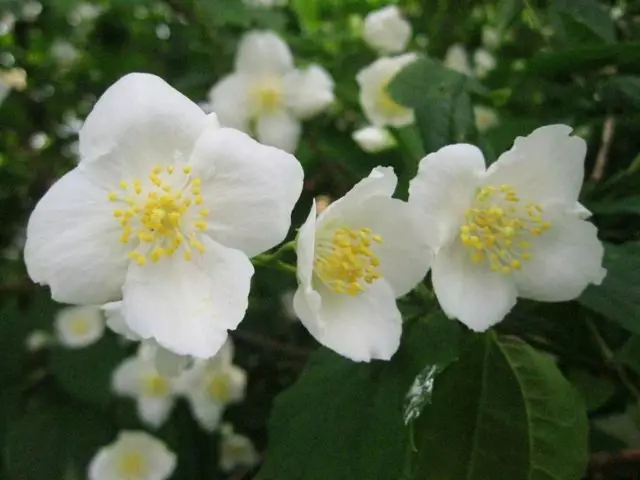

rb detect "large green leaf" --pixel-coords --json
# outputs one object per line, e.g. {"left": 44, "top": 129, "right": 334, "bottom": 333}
{"left": 553, "top": 0, "right": 616, "bottom": 44}
{"left": 414, "top": 333, "right": 588, "bottom": 480}
{"left": 256, "top": 317, "right": 461, "bottom": 480}
{"left": 579, "top": 242, "right": 640, "bottom": 334}
{"left": 599, "top": 76, "right": 640, "bottom": 111}
{"left": 528, "top": 43, "right": 640, "bottom": 76}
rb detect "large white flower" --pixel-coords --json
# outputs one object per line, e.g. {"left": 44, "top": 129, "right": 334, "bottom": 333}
{"left": 176, "top": 339, "right": 247, "bottom": 431}
{"left": 356, "top": 54, "right": 417, "bottom": 128}
{"left": 55, "top": 305, "right": 105, "bottom": 348}
{"left": 219, "top": 424, "right": 259, "bottom": 472}
{"left": 363, "top": 6, "right": 412, "bottom": 55}
{"left": 112, "top": 344, "right": 179, "bottom": 428}
{"left": 209, "top": 31, "right": 334, "bottom": 153}
{"left": 409, "top": 125, "right": 607, "bottom": 331}
{"left": 293, "top": 167, "right": 433, "bottom": 362}
{"left": 24, "top": 73, "right": 304, "bottom": 359}
{"left": 88, "top": 431, "right": 176, "bottom": 480}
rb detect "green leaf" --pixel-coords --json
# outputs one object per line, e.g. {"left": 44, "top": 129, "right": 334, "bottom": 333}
{"left": 554, "top": 0, "right": 616, "bottom": 44}
{"left": 292, "top": 0, "right": 320, "bottom": 32}
{"left": 414, "top": 333, "right": 588, "bottom": 480}
{"left": 565, "top": 368, "right": 615, "bottom": 412}
{"left": 528, "top": 43, "right": 640, "bottom": 76}
{"left": 616, "top": 335, "right": 640, "bottom": 374}
{"left": 589, "top": 195, "right": 640, "bottom": 215}
{"left": 599, "top": 76, "right": 640, "bottom": 111}
{"left": 579, "top": 242, "right": 640, "bottom": 334}
{"left": 497, "top": 0, "right": 524, "bottom": 32}
{"left": 256, "top": 317, "right": 461, "bottom": 480}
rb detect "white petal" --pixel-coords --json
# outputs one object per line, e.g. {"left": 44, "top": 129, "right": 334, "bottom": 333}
{"left": 188, "top": 397, "right": 224, "bottom": 432}
{"left": 24, "top": 169, "right": 128, "bottom": 304}
{"left": 444, "top": 44, "right": 472, "bottom": 75}
{"left": 122, "top": 237, "right": 254, "bottom": 358}
{"left": 138, "top": 397, "right": 174, "bottom": 428}
{"left": 220, "top": 433, "right": 259, "bottom": 472}
{"left": 432, "top": 242, "right": 518, "bottom": 331}
{"left": 363, "top": 5, "right": 412, "bottom": 54}
{"left": 154, "top": 346, "right": 191, "bottom": 377}
{"left": 357, "top": 54, "right": 417, "bottom": 127}
{"left": 337, "top": 196, "right": 433, "bottom": 297}
{"left": 352, "top": 125, "right": 395, "bottom": 153}
{"left": 79, "top": 73, "right": 207, "bottom": 178}
{"left": 296, "top": 281, "right": 402, "bottom": 362}
{"left": 409, "top": 144, "right": 486, "bottom": 247}
{"left": 102, "top": 301, "right": 141, "bottom": 340}
{"left": 283, "top": 65, "right": 334, "bottom": 119}
{"left": 112, "top": 357, "right": 144, "bottom": 395}
{"left": 54, "top": 305, "right": 105, "bottom": 348}
{"left": 514, "top": 215, "right": 606, "bottom": 302}
{"left": 295, "top": 201, "right": 318, "bottom": 290}
{"left": 235, "top": 30, "right": 293, "bottom": 75}
{"left": 190, "top": 127, "right": 304, "bottom": 257}
{"left": 255, "top": 110, "right": 301, "bottom": 152}
{"left": 485, "top": 124, "right": 587, "bottom": 207}
{"left": 208, "top": 73, "right": 252, "bottom": 132}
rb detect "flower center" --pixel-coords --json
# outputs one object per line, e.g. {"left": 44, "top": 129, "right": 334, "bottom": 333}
{"left": 459, "top": 184, "right": 552, "bottom": 274}
{"left": 108, "top": 164, "right": 209, "bottom": 266}
{"left": 250, "top": 77, "right": 282, "bottom": 115}
{"left": 118, "top": 451, "right": 147, "bottom": 479}
{"left": 70, "top": 317, "right": 90, "bottom": 336}
{"left": 143, "top": 373, "right": 170, "bottom": 397}
{"left": 207, "top": 373, "right": 232, "bottom": 402}
{"left": 314, "top": 227, "right": 383, "bottom": 295}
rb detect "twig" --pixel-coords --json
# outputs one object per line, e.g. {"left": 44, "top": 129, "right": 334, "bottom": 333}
{"left": 591, "top": 115, "right": 616, "bottom": 182}
{"left": 230, "top": 330, "right": 311, "bottom": 358}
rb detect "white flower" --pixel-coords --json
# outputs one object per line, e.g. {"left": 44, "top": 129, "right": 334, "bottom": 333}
{"left": 209, "top": 31, "right": 334, "bottom": 153}
{"left": 112, "top": 344, "right": 179, "bottom": 428}
{"left": 88, "top": 431, "right": 176, "bottom": 480}
{"left": 243, "top": 0, "right": 287, "bottom": 7}
{"left": 444, "top": 44, "right": 472, "bottom": 76}
{"left": 24, "top": 73, "right": 304, "bottom": 360}
{"left": 474, "top": 105, "right": 499, "bottom": 132}
{"left": 352, "top": 125, "right": 395, "bottom": 153}
{"left": 25, "top": 330, "right": 52, "bottom": 352}
{"left": 68, "top": 2, "right": 104, "bottom": 26}
{"left": 219, "top": 424, "right": 259, "bottom": 472}
{"left": 473, "top": 48, "right": 496, "bottom": 78}
{"left": 357, "top": 54, "right": 417, "bottom": 128}
{"left": 409, "top": 125, "right": 607, "bottom": 331}
{"left": 176, "top": 339, "right": 247, "bottom": 431}
{"left": 0, "top": 68, "right": 27, "bottom": 106}
{"left": 55, "top": 305, "right": 105, "bottom": 348}
{"left": 50, "top": 40, "right": 79, "bottom": 67}
{"left": 482, "top": 27, "right": 500, "bottom": 50}
{"left": 293, "top": 167, "right": 433, "bottom": 362}
{"left": 363, "top": 6, "right": 412, "bottom": 55}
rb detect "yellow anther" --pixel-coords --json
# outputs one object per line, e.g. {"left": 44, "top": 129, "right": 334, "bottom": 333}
{"left": 119, "top": 180, "right": 128, "bottom": 190}
{"left": 108, "top": 191, "right": 118, "bottom": 201}
{"left": 113, "top": 210, "right": 123, "bottom": 218}
{"left": 184, "top": 251, "right": 192, "bottom": 261}
{"left": 511, "top": 259, "right": 521, "bottom": 269}
{"left": 183, "top": 165, "right": 192, "bottom": 174}
{"left": 199, "top": 209, "right": 209, "bottom": 217}
{"left": 153, "top": 165, "right": 163, "bottom": 174}
{"left": 195, "top": 220, "right": 207, "bottom": 231}
{"left": 195, "top": 196, "right": 204, "bottom": 205}
{"left": 167, "top": 166, "right": 174, "bottom": 174}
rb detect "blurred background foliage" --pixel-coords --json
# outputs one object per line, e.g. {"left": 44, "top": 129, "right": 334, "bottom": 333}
{"left": 0, "top": 0, "right": 639, "bottom": 479}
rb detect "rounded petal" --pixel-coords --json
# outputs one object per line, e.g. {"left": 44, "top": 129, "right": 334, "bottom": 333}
{"left": 138, "top": 397, "right": 174, "bottom": 428}
{"left": 122, "top": 238, "right": 254, "bottom": 358}
{"left": 295, "top": 201, "right": 318, "bottom": 289}
{"left": 24, "top": 169, "right": 128, "bottom": 304}
{"left": 103, "top": 301, "right": 141, "bottom": 341}
{"left": 79, "top": 73, "right": 207, "bottom": 180}
{"left": 338, "top": 196, "right": 433, "bottom": 297}
{"left": 188, "top": 397, "right": 224, "bottom": 432}
{"left": 432, "top": 242, "right": 518, "bottom": 331}
{"left": 409, "top": 144, "right": 486, "bottom": 247}
{"left": 190, "top": 127, "right": 304, "bottom": 256}
{"left": 485, "top": 124, "right": 587, "bottom": 207}
{"left": 112, "top": 357, "right": 143, "bottom": 395}
{"left": 235, "top": 31, "right": 293, "bottom": 75}
{"left": 154, "top": 346, "right": 191, "bottom": 377}
{"left": 208, "top": 73, "right": 252, "bottom": 132}
{"left": 255, "top": 110, "right": 301, "bottom": 152}
{"left": 283, "top": 65, "right": 335, "bottom": 119}
{"left": 54, "top": 305, "right": 105, "bottom": 348}
{"left": 295, "top": 281, "right": 402, "bottom": 362}
{"left": 514, "top": 216, "right": 606, "bottom": 302}
{"left": 363, "top": 6, "right": 412, "bottom": 54}
{"left": 352, "top": 125, "right": 395, "bottom": 153}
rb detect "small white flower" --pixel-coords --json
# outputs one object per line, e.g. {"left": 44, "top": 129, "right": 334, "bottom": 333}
{"left": 24, "top": 73, "right": 304, "bottom": 360}
{"left": 219, "top": 424, "right": 259, "bottom": 472}
{"left": 356, "top": 54, "right": 417, "bottom": 128}
{"left": 88, "top": 430, "right": 176, "bottom": 480}
{"left": 57, "top": 111, "right": 84, "bottom": 138}
{"left": 0, "top": 68, "right": 26, "bottom": 105}
{"left": 243, "top": 0, "right": 287, "bottom": 7}
{"left": 113, "top": 344, "right": 178, "bottom": 428}
{"left": 444, "top": 44, "right": 472, "bottom": 76}
{"left": 293, "top": 167, "right": 433, "bottom": 362}
{"left": 409, "top": 125, "right": 607, "bottom": 331}
{"left": 68, "top": 3, "right": 104, "bottom": 26}
{"left": 55, "top": 305, "right": 105, "bottom": 348}
{"left": 0, "top": 13, "right": 16, "bottom": 36}
{"left": 352, "top": 125, "right": 395, "bottom": 152}
{"left": 482, "top": 27, "right": 500, "bottom": 50}
{"left": 50, "top": 40, "right": 79, "bottom": 67}
{"left": 363, "top": 6, "right": 412, "bottom": 55}
{"left": 25, "top": 330, "right": 52, "bottom": 352}
{"left": 474, "top": 105, "right": 499, "bottom": 132}
{"left": 21, "top": 1, "right": 43, "bottom": 22}
{"left": 473, "top": 48, "right": 496, "bottom": 78}
{"left": 209, "top": 31, "right": 334, "bottom": 152}
{"left": 29, "top": 132, "right": 49, "bottom": 150}
{"left": 176, "top": 340, "right": 247, "bottom": 431}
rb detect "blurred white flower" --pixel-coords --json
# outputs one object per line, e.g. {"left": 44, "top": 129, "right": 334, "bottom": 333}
{"left": 356, "top": 53, "right": 417, "bottom": 128}
{"left": 219, "top": 423, "right": 259, "bottom": 472}
{"left": 0, "top": 68, "right": 27, "bottom": 105}
{"left": 352, "top": 125, "right": 395, "bottom": 153}
{"left": 409, "top": 125, "right": 607, "bottom": 331}
{"left": 473, "top": 48, "right": 497, "bottom": 78}
{"left": 50, "top": 40, "right": 79, "bottom": 67}
{"left": 243, "top": 0, "right": 287, "bottom": 7}
{"left": 280, "top": 289, "right": 298, "bottom": 321}
{"left": 55, "top": 305, "right": 105, "bottom": 348}
{"left": 57, "top": 111, "right": 84, "bottom": 138}
{"left": 88, "top": 431, "right": 176, "bottom": 480}
{"left": 482, "top": 27, "right": 500, "bottom": 50}
{"left": 112, "top": 344, "right": 178, "bottom": 428}
{"left": 474, "top": 105, "right": 499, "bottom": 132}
{"left": 209, "top": 30, "right": 334, "bottom": 152}
{"left": 293, "top": 167, "right": 433, "bottom": 362}
{"left": 68, "top": 2, "right": 104, "bottom": 26}
{"left": 0, "top": 13, "right": 16, "bottom": 36}
{"left": 25, "top": 330, "right": 52, "bottom": 352}
{"left": 444, "top": 44, "right": 472, "bottom": 75}
{"left": 21, "top": 1, "right": 43, "bottom": 22}
{"left": 29, "top": 132, "right": 49, "bottom": 150}
{"left": 176, "top": 340, "right": 247, "bottom": 431}
{"left": 24, "top": 73, "right": 304, "bottom": 360}
{"left": 363, "top": 6, "right": 412, "bottom": 55}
